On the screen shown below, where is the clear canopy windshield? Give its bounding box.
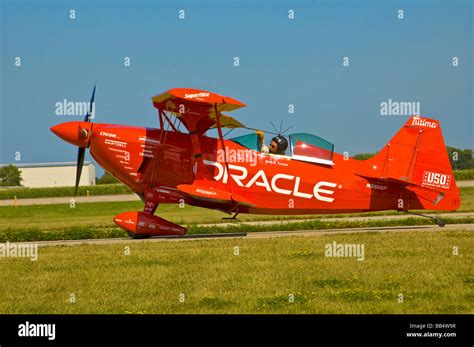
[289,133,334,164]
[229,132,334,165]
[229,133,263,152]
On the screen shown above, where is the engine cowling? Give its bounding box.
[114,211,187,237]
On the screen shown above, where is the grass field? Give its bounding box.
[0,230,472,314]
[0,184,131,200]
[1,187,472,314]
[1,215,474,242]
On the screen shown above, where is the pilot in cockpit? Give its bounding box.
[257,131,288,155]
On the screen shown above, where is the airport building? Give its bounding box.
[0,162,96,188]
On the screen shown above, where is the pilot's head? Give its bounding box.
[270,135,288,155]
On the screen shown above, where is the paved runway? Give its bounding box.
[22,223,474,248]
[202,212,474,228]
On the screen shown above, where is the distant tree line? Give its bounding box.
[352,146,473,170]
[0,164,23,186]
[96,172,119,184]
[446,147,473,170]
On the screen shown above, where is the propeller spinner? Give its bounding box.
[50,85,96,196]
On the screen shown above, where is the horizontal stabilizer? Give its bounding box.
[404,184,445,205]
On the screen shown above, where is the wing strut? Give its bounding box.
[158,109,179,132]
[214,103,233,196]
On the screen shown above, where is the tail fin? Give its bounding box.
[359,116,460,211]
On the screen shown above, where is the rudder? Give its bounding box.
[362,116,460,211]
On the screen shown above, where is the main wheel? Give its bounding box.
[127,231,150,239]
[435,218,445,227]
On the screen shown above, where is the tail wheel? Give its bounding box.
[127,232,150,239]
[435,218,446,228]
[402,210,446,228]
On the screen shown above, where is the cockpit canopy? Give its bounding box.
[289,133,334,165]
[229,133,263,152]
[229,132,334,165]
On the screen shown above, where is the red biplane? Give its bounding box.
[51,87,461,238]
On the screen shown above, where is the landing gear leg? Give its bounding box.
[401,210,445,227]
[222,212,239,221]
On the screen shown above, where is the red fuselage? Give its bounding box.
[85,123,458,215]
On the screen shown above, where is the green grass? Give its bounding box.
[0,200,145,231]
[1,216,473,242]
[0,230,471,313]
[186,216,474,235]
[457,187,474,211]
[0,184,131,200]
[454,169,474,181]
[1,187,473,234]
[0,227,127,242]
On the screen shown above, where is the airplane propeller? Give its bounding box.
[270,120,293,137]
[74,85,96,196]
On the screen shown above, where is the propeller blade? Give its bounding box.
[270,121,278,134]
[281,125,293,135]
[74,147,86,196]
[84,84,96,122]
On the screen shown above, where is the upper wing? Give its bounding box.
[151,88,246,132]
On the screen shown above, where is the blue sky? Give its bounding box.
[0,0,472,176]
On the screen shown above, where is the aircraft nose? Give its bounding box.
[50,121,92,148]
